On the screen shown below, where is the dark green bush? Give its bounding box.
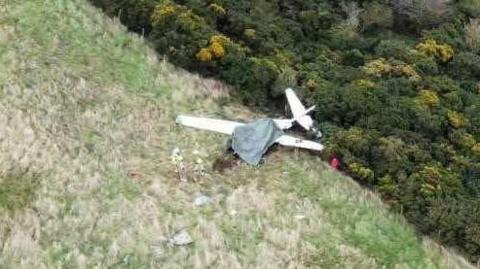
[448,52,480,79]
[91,0,157,34]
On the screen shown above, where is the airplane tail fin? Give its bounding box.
[290,106,315,131]
[285,88,315,130]
[285,88,322,137]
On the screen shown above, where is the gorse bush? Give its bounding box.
[91,0,480,262]
[416,39,455,62]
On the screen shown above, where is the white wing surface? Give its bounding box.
[275,135,324,151]
[176,115,243,135]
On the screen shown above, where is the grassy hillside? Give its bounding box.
[89,1,480,260]
[0,0,474,268]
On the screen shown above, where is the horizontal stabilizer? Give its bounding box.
[296,115,314,131]
[273,119,294,130]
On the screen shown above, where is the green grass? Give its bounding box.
[0,0,474,268]
[0,172,39,214]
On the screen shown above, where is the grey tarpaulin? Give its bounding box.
[231,119,284,165]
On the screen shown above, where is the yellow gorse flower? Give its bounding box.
[209,41,225,58]
[353,79,376,88]
[210,35,231,46]
[364,58,420,81]
[417,89,440,107]
[448,110,467,128]
[348,162,374,181]
[419,165,442,196]
[208,4,226,15]
[472,143,480,156]
[400,65,421,82]
[461,133,476,148]
[196,48,213,62]
[151,4,176,25]
[416,39,454,62]
[363,58,392,76]
[196,35,230,62]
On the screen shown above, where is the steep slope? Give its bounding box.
[0,0,474,268]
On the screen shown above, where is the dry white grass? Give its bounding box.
[465,18,480,52]
[0,0,475,268]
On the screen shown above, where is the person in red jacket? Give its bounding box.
[330,156,340,170]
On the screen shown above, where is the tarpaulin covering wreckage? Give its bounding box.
[231,119,284,165]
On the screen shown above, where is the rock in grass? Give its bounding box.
[168,230,193,246]
[193,194,212,206]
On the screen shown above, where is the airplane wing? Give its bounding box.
[275,135,324,151]
[285,88,306,119]
[176,115,243,135]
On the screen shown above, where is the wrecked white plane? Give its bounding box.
[176,88,324,165]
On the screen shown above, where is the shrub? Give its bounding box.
[391,0,453,30]
[360,2,393,31]
[342,49,364,66]
[364,58,421,81]
[243,28,256,39]
[348,162,375,183]
[90,0,158,33]
[331,127,377,160]
[353,79,376,89]
[271,65,297,97]
[448,110,467,128]
[377,175,399,197]
[364,58,393,77]
[458,0,480,17]
[196,35,229,61]
[151,3,176,26]
[425,198,480,261]
[447,51,480,79]
[196,48,212,62]
[472,143,480,156]
[410,164,461,197]
[416,39,454,62]
[372,136,413,176]
[375,39,411,60]
[208,3,226,15]
[417,89,440,107]
[422,75,461,94]
[418,165,443,196]
[422,20,466,49]
[329,24,361,49]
